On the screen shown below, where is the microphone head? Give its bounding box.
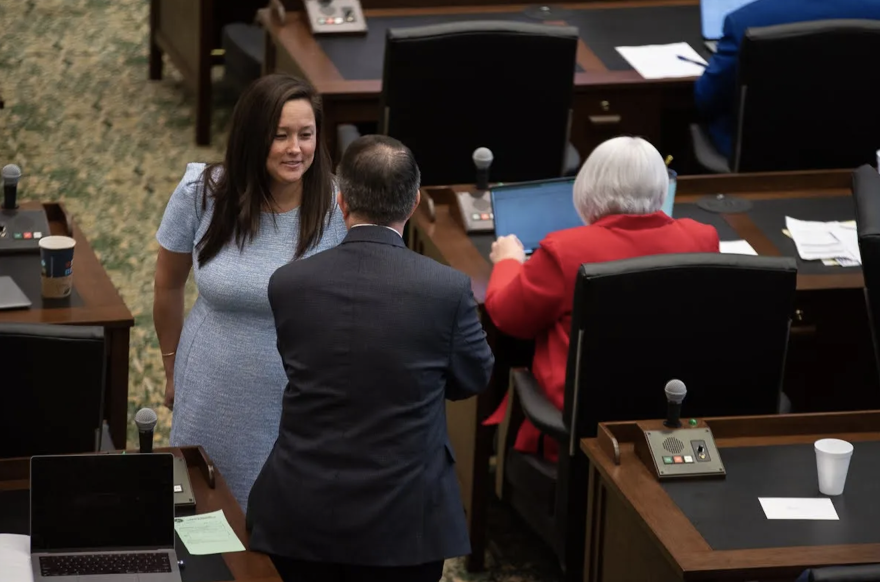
[472,147,493,169]
[2,164,21,185]
[664,379,687,404]
[134,407,158,431]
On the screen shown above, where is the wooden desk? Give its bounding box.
[0,202,134,449]
[0,446,282,582]
[581,412,880,581]
[149,0,266,145]
[411,169,876,572]
[259,0,702,164]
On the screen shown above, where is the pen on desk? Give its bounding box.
[677,55,707,68]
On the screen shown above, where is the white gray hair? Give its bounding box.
[573,136,669,225]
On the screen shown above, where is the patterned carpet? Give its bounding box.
[0,1,562,579]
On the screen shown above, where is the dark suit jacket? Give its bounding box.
[248,225,494,566]
[694,0,880,158]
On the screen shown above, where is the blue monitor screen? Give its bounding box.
[491,179,583,254]
[701,0,756,40]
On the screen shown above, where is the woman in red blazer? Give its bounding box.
[484,137,719,462]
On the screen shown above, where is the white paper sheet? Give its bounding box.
[759,497,839,520]
[719,240,758,255]
[784,217,861,264]
[0,534,33,582]
[615,42,708,79]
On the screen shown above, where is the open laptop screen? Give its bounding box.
[700,0,757,40]
[491,178,582,255]
[31,454,175,552]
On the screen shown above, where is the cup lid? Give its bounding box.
[815,438,854,456]
[38,236,76,250]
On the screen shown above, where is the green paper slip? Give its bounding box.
[173,509,246,556]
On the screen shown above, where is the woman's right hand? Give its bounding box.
[164,378,175,411]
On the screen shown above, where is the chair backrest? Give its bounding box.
[852,164,880,373]
[806,564,880,582]
[0,323,106,458]
[732,19,880,172]
[380,21,577,185]
[561,253,798,451]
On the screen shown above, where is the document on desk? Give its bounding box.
[173,510,245,555]
[0,534,33,582]
[785,216,862,264]
[615,42,708,79]
[719,240,758,255]
[759,498,839,520]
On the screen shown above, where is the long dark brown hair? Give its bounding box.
[196,74,333,266]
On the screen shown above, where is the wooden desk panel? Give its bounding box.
[0,202,134,449]
[259,0,701,164]
[582,413,880,581]
[0,446,282,582]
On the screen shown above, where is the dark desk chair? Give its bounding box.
[495,253,798,582]
[799,564,880,582]
[340,21,580,184]
[852,164,880,382]
[692,19,880,173]
[0,323,107,458]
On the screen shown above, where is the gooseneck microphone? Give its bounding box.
[472,147,493,192]
[663,379,687,428]
[2,164,21,210]
[135,407,158,454]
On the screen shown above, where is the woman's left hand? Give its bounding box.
[490,235,526,264]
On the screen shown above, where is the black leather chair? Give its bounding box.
[801,564,880,582]
[495,253,798,582]
[340,20,580,184]
[0,323,107,458]
[852,164,880,381]
[692,19,880,173]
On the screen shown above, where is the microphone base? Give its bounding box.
[663,419,682,429]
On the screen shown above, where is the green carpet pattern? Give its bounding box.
[0,1,561,579]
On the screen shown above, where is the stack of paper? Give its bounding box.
[0,534,32,582]
[784,217,861,266]
[615,42,708,79]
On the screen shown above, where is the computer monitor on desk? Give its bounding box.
[491,178,581,256]
[701,0,757,51]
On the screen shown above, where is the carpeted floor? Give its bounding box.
[0,1,562,580]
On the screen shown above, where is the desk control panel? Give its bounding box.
[455,191,494,233]
[639,427,726,480]
[305,0,367,35]
[0,209,50,255]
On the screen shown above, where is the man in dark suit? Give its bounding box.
[694,0,880,159]
[248,135,495,582]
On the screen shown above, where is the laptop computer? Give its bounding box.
[700,0,757,52]
[30,453,182,582]
[0,276,32,310]
[491,177,582,256]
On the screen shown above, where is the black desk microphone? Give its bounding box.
[664,379,687,428]
[135,407,158,453]
[2,164,21,210]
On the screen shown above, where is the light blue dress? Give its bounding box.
[156,163,347,509]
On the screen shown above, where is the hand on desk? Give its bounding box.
[491,235,526,265]
[164,378,175,411]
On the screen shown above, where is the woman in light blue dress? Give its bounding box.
[153,75,346,509]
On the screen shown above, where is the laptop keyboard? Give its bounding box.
[39,553,172,576]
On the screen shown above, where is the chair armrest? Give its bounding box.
[511,368,567,443]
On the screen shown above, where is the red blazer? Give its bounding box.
[484,212,720,462]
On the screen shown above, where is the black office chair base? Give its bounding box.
[696,194,753,214]
[523,5,572,20]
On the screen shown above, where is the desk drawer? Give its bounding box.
[571,88,664,156]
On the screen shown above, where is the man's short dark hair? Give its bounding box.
[337,135,421,225]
